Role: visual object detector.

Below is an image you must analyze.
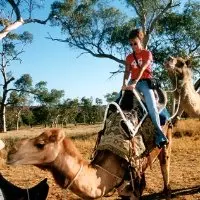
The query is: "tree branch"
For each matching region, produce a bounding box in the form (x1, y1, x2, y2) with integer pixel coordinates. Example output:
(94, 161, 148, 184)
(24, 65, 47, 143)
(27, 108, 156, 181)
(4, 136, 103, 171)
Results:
(148, 1, 180, 34)
(47, 35, 125, 65)
(0, 1, 51, 40)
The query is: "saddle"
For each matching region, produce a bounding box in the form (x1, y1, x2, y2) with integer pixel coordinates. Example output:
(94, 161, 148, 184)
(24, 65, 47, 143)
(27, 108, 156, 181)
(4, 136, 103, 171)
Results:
(93, 89, 169, 163)
(116, 88, 167, 114)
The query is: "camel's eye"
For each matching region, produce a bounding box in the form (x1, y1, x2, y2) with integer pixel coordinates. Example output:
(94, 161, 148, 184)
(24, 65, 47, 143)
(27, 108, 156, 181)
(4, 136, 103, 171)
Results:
(35, 141, 45, 149)
(176, 60, 184, 68)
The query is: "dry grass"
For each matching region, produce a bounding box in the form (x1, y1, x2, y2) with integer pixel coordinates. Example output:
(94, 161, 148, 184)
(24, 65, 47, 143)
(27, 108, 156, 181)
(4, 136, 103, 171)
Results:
(0, 119, 199, 199)
(173, 119, 200, 138)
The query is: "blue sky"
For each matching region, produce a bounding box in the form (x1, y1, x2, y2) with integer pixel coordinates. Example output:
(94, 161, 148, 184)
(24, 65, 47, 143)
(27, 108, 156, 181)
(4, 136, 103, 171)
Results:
(9, 1, 125, 104)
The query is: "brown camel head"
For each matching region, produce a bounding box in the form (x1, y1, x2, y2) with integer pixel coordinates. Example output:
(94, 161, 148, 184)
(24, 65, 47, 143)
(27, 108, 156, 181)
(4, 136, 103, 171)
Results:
(7, 129, 65, 166)
(164, 56, 192, 81)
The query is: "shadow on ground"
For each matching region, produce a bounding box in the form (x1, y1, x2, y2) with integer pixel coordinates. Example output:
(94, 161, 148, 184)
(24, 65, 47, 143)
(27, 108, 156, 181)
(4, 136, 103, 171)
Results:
(141, 185, 200, 200)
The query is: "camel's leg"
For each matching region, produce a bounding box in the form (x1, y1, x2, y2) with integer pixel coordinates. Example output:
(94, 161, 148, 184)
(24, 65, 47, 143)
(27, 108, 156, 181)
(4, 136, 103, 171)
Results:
(158, 123, 172, 197)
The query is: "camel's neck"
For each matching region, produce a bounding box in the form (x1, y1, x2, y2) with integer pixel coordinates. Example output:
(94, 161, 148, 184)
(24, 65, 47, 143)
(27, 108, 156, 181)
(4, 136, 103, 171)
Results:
(44, 143, 124, 199)
(172, 76, 196, 96)
(49, 152, 83, 188)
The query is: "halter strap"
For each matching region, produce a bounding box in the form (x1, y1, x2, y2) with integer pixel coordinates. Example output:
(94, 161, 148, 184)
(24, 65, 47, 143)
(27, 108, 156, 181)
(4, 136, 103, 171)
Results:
(65, 164, 83, 190)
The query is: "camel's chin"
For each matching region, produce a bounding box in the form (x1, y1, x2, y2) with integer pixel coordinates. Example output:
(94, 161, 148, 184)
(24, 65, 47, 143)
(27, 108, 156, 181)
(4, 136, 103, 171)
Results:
(7, 159, 24, 165)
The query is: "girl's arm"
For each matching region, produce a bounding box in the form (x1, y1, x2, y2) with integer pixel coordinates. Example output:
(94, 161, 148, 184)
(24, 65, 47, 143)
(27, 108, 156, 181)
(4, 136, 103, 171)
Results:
(123, 62, 130, 86)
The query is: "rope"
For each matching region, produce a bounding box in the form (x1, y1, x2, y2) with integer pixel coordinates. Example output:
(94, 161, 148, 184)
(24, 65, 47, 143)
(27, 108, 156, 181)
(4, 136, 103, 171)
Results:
(95, 164, 122, 180)
(65, 164, 83, 190)
(165, 72, 178, 93)
(63, 164, 83, 200)
(168, 92, 181, 121)
(164, 72, 182, 120)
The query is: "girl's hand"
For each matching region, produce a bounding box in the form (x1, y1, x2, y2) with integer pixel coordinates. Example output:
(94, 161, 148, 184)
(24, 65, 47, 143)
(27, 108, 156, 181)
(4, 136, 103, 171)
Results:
(122, 84, 136, 91)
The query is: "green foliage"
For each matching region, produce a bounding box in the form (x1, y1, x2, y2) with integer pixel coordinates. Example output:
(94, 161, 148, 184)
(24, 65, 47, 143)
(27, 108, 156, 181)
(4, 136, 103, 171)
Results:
(32, 106, 49, 125)
(14, 74, 33, 91)
(104, 92, 118, 103)
(34, 81, 64, 106)
(156, 2, 200, 58)
(21, 110, 35, 126)
(7, 91, 26, 106)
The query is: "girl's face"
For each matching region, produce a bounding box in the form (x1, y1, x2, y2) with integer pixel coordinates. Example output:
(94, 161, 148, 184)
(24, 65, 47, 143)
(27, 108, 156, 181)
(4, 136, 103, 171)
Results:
(129, 37, 143, 53)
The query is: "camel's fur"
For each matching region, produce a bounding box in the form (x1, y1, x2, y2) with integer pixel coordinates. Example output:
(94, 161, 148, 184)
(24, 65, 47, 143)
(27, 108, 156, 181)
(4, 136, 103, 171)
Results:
(164, 56, 200, 117)
(7, 127, 172, 199)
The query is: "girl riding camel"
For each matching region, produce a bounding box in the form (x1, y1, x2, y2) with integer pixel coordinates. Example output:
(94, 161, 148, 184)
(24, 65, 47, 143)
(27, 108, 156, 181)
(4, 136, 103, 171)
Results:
(122, 28, 168, 148)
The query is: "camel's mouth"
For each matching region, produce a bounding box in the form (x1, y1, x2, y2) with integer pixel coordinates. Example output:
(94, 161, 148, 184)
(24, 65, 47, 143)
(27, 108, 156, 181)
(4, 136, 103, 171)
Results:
(6, 157, 21, 165)
(164, 56, 178, 71)
(7, 152, 26, 166)
(164, 61, 176, 71)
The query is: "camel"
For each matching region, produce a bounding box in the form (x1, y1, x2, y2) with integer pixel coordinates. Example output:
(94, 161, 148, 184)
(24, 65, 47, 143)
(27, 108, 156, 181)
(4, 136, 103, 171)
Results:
(164, 56, 200, 118)
(7, 91, 172, 199)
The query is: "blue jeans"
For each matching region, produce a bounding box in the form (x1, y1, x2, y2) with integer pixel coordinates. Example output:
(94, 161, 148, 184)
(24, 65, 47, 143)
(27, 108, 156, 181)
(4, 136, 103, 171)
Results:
(129, 79, 164, 137)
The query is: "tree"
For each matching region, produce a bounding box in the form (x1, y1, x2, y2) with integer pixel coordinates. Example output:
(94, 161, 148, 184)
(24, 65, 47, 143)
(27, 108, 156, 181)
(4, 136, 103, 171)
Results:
(34, 81, 65, 127)
(0, 0, 51, 39)
(0, 31, 34, 132)
(7, 90, 31, 130)
(104, 92, 118, 103)
(49, 1, 199, 80)
(59, 98, 79, 126)
(49, 0, 179, 64)
(153, 2, 200, 77)
(79, 97, 94, 124)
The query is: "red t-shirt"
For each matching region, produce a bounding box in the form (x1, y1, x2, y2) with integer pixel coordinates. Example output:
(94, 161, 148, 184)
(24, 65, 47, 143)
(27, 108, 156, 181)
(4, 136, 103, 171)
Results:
(126, 49, 153, 80)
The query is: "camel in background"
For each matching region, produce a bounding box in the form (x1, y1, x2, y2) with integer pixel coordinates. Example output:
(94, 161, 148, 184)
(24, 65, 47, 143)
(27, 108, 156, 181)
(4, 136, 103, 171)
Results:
(164, 56, 200, 118)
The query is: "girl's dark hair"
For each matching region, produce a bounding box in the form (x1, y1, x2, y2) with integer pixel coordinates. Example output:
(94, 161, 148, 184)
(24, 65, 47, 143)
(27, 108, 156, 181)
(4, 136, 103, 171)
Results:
(128, 29, 144, 41)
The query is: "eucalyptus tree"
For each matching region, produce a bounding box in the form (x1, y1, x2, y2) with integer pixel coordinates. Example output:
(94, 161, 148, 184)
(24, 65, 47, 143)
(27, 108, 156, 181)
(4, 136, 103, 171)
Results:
(7, 90, 32, 130)
(48, 0, 199, 80)
(104, 92, 118, 103)
(153, 2, 200, 79)
(48, 0, 178, 64)
(95, 97, 104, 122)
(59, 98, 79, 126)
(0, 32, 33, 132)
(0, 0, 51, 39)
(34, 81, 65, 127)
(79, 97, 94, 124)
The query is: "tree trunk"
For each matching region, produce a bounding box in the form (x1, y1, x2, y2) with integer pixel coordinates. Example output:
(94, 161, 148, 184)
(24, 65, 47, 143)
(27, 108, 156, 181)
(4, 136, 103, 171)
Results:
(16, 110, 21, 131)
(0, 105, 7, 133)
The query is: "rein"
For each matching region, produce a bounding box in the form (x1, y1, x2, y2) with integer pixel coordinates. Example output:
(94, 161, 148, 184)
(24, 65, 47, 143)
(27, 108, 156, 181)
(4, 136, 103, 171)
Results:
(165, 71, 179, 93)
(165, 71, 182, 121)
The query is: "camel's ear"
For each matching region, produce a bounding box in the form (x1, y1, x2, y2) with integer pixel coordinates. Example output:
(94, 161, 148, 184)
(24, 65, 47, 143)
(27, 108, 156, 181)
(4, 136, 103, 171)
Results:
(185, 59, 191, 68)
(49, 129, 65, 143)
